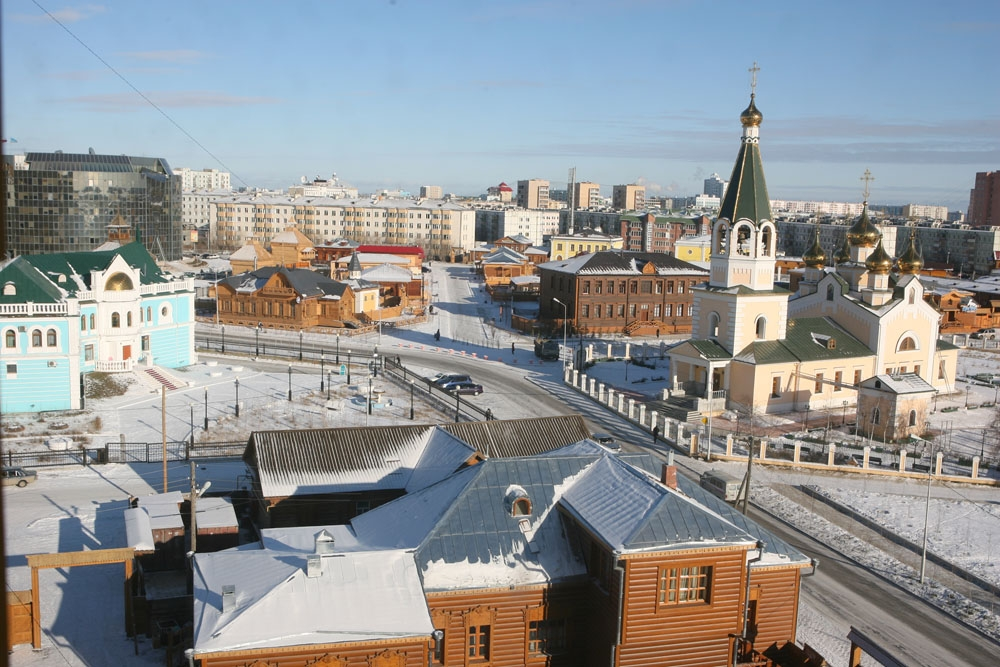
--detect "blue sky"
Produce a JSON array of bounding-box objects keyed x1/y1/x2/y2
[{"x1": 3, "y1": 0, "x2": 998, "y2": 210}]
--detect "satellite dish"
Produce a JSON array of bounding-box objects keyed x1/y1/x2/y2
[{"x1": 300, "y1": 175, "x2": 307, "y2": 184}]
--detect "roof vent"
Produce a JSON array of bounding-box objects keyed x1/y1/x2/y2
[
  {"x1": 306, "y1": 553, "x2": 322, "y2": 578},
  {"x1": 221, "y1": 584, "x2": 236, "y2": 612},
  {"x1": 314, "y1": 529, "x2": 335, "y2": 554},
  {"x1": 504, "y1": 485, "x2": 531, "y2": 517}
]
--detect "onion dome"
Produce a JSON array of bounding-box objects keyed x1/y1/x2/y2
[
  {"x1": 865, "y1": 239, "x2": 893, "y2": 274},
  {"x1": 803, "y1": 227, "x2": 826, "y2": 268},
  {"x1": 834, "y1": 233, "x2": 851, "y2": 264},
  {"x1": 846, "y1": 202, "x2": 880, "y2": 247},
  {"x1": 896, "y1": 229, "x2": 924, "y2": 274},
  {"x1": 740, "y1": 94, "x2": 763, "y2": 127}
]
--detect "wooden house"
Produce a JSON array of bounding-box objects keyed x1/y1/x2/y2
[
  {"x1": 269, "y1": 225, "x2": 316, "y2": 268},
  {"x1": 190, "y1": 443, "x2": 811, "y2": 667}
]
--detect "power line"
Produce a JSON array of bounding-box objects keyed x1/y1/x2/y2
[{"x1": 31, "y1": 0, "x2": 249, "y2": 188}]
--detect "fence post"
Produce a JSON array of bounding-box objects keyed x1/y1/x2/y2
[
  {"x1": 862, "y1": 446, "x2": 871, "y2": 469},
  {"x1": 972, "y1": 455, "x2": 980, "y2": 479},
  {"x1": 726, "y1": 434, "x2": 733, "y2": 456},
  {"x1": 638, "y1": 404, "x2": 646, "y2": 426},
  {"x1": 898, "y1": 450, "x2": 907, "y2": 473},
  {"x1": 793, "y1": 442, "x2": 801, "y2": 464},
  {"x1": 935, "y1": 451, "x2": 943, "y2": 476},
  {"x1": 689, "y1": 432, "x2": 698, "y2": 457},
  {"x1": 828, "y1": 443, "x2": 836, "y2": 467},
  {"x1": 759, "y1": 438, "x2": 768, "y2": 460},
  {"x1": 627, "y1": 398, "x2": 635, "y2": 419},
  {"x1": 598, "y1": 383, "x2": 605, "y2": 402}
]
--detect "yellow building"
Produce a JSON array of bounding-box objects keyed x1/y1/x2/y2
[
  {"x1": 548, "y1": 229, "x2": 624, "y2": 261},
  {"x1": 668, "y1": 91, "x2": 958, "y2": 426},
  {"x1": 674, "y1": 234, "x2": 712, "y2": 262}
]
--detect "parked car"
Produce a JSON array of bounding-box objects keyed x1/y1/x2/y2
[
  {"x1": 534, "y1": 339, "x2": 560, "y2": 360},
  {"x1": 432, "y1": 373, "x2": 472, "y2": 388},
  {"x1": 2, "y1": 466, "x2": 37, "y2": 487},
  {"x1": 591, "y1": 433, "x2": 621, "y2": 452},
  {"x1": 449, "y1": 381, "x2": 484, "y2": 396},
  {"x1": 972, "y1": 328, "x2": 999, "y2": 340}
]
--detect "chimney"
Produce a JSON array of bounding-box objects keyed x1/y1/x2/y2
[
  {"x1": 306, "y1": 554, "x2": 322, "y2": 578},
  {"x1": 221, "y1": 584, "x2": 236, "y2": 612},
  {"x1": 661, "y1": 451, "x2": 677, "y2": 490},
  {"x1": 314, "y1": 529, "x2": 335, "y2": 554}
]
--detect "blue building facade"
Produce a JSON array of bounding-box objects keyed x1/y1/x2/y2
[{"x1": 0, "y1": 243, "x2": 195, "y2": 414}]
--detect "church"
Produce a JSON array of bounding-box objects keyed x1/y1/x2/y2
[{"x1": 669, "y1": 85, "x2": 958, "y2": 437}]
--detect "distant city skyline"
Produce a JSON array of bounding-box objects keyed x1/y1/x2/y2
[{"x1": 3, "y1": 0, "x2": 998, "y2": 210}]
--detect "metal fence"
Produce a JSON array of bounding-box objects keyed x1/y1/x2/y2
[{"x1": 381, "y1": 357, "x2": 491, "y2": 423}]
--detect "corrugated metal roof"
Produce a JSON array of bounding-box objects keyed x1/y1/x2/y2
[
  {"x1": 735, "y1": 317, "x2": 873, "y2": 364},
  {"x1": 860, "y1": 373, "x2": 936, "y2": 395},
  {"x1": 441, "y1": 414, "x2": 592, "y2": 458},
  {"x1": 538, "y1": 251, "x2": 708, "y2": 277}
]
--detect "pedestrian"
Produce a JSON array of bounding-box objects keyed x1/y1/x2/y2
[
  {"x1": 511, "y1": 342, "x2": 516, "y2": 354},
  {"x1": 656, "y1": 329, "x2": 659, "y2": 339},
  {"x1": 652, "y1": 425, "x2": 660, "y2": 444}
]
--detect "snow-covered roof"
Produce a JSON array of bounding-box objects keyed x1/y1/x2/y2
[
  {"x1": 136, "y1": 492, "x2": 185, "y2": 531},
  {"x1": 510, "y1": 275, "x2": 540, "y2": 286},
  {"x1": 192, "y1": 548, "x2": 433, "y2": 655},
  {"x1": 360, "y1": 263, "x2": 414, "y2": 283},
  {"x1": 197, "y1": 497, "x2": 239, "y2": 530},
  {"x1": 335, "y1": 253, "x2": 410, "y2": 266},
  {"x1": 124, "y1": 507, "x2": 156, "y2": 551}
]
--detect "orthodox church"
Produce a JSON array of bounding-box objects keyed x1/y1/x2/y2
[{"x1": 669, "y1": 86, "x2": 958, "y2": 434}]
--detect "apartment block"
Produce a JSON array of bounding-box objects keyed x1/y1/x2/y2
[
  {"x1": 968, "y1": 171, "x2": 1000, "y2": 227},
  {"x1": 175, "y1": 167, "x2": 231, "y2": 191},
  {"x1": 420, "y1": 185, "x2": 443, "y2": 199},
  {"x1": 612, "y1": 184, "x2": 645, "y2": 211},
  {"x1": 516, "y1": 179, "x2": 550, "y2": 209},
  {"x1": 474, "y1": 206, "x2": 560, "y2": 246},
  {"x1": 571, "y1": 181, "x2": 602, "y2": 209}
]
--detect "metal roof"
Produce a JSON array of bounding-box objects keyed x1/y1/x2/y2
[
  {"x1": 538, "y1": 251, "x2": 709, "y2": 277},
  {"x1": 718, "y1": 108, "x2": 773, "y2": 224},
  {"x1": 735, "y1": 317, "x2": 873, "y2": 364},
  {"x1": 440, "y1": 414, "x2": 593, "y2": 458},
  {"x1": 860, "y1": 373, "x2": 936, "y2": 395}
]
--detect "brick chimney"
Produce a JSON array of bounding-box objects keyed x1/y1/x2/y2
[{"x1": 661, "y1": 451, "x2": 678, "y2": 490}]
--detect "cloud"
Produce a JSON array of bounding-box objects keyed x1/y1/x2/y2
[
  {"x1": 45, "y1": 70, "x2": 104, "y2": 81},
  {"x1": 119, "y1": 50, "x2": 209, "y2": 64},
  {"x1": 12, "y1": 4, "x2": 105, "y2": 23},
  {"x1": 61, "y1": 91, "x2": 281, "y2": 112}
]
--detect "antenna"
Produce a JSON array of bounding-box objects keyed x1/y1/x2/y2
[{"x1": 567, "y1": 167, "x2": 576, "y2": 235}]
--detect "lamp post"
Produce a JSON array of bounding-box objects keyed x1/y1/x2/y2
[
  {"x1": 552, "y1": 297, "x2": 568, "y2": 361},
  {"x1": 966, "y1": 385, "x2": 971, "y2": 409},
  {"x1": 189, "y1": 403, "x2": 195, "y2": 446},
  {"x1": 255, "y1": 322, "x2": 263, "y2": 357},
  {"x1": 204, "y1": 388, "x2": 209, "y2": 431},
  {"x1": 624, "y1": 357, "x2": 630, "y2": 382},
  {"x1": 804, "y1": 403, "x2": 811, "y2": 432},
  {"x1": 347, "y1": 350, "x2": 352, "y2": 384},
  {"x1": 287, "y1": 365, "x2": 293, "y2": 401},
  {"x1": 368, "y1": 376, "x2": 373, "y2": 416},
  {"x1": 842, "y1": 400, "x2": 848, "y2": 426},
  {"x1": 320, "y1": 353, "x2": 325, "y2": 392},
  {"x1": 327, "y1": 371, "x2": 332, "y2": 400},
  {"x1": 336, "y1": 334, "x2": 340, "y2": 364},
  {"x1": 299, "y1": 330, "x2": 304, "y2": 361},
  {"x1": 234, "y1": 378, "x2": 240, "y2": 417},
  {"x1": 409, "y1": 380, "x2": 415, "y2": 420},
  {"x1": 221, "y1": 324, "x2": 225, "y2": 353}
]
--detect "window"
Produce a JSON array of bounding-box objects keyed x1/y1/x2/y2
[
  {"x1": 755, "y1": 316, "x2": 766, "y2": 339},
  {"x1": 772, "y1": 376, "x2": 781, "y2": 397},
  {"x1": 678, "y1": 282, "x2": 685, "y2": 294},
  {"x1": 854, "y1": 370, "x2": 862, "y2": 385},
  {"x1": 618, "y1": 281, "x2": 626, "y2": 294},
  {"x1": 46, "y1": 329, "x2": 57, "y2": 347},
  {"x1": 898, "y1": 336, "x2": 917, "y2": 351},
  {"x1": 826, "y1": 284, "x2": 835, "y2": 301},
  {"x1": 31, "y1": 330, "x2": 42, "y2": 347},
  {"x1": 607, "y1": 280, "x2": 614, "y2": 293},
  {"x1": 815, "y1": 373, "x2": 823, "y2": 394},
  {"x1": 653, "y1": 304, "x2": 661, "y2": 317},
  {"x1": 872, "y1": 408, "x2": 881, "y2": 425},
  {"x1": 677, "y1": 304, "x2": 684, "y2": 317},
  {"x1": 629, "y1": 281, "x2": 637, "y2": 294},
  {"x1": 6, "y1": 363, "x2": 16, "y2": 379},
  {"x1": 834, "y1": 371, "x2": 842, "y2": 391},
  {"x1": 667, "y1": 281, "x2": 674, "y2": 294},
  {"x1": 4, "y1": 330, "x2": 15, "y2": 348},
  {"x1": 595, "y1": 281, "x2": 602, "y2": 294},
  {"x1": 658, "y1": 565, "x2": 712, "y2": 605},
  {"x1": 908, "y1": 290, "x2": 915, "y2": 305},
  {"x1": 617, "y1": 304, "x2": 624, "y2": 317},
  {"x1": 84, "y1": 344, "x2": 94, "y2": 361},
  {"x1": 581, "y1": 304, "x2": 590, "y2": 317},
  {"x1": 655, "y1": 281, "x2": 662, "y2": 294},
  {"x1": 582, "y1": 281, "x2": 590, "y2": 294},
  {"x1": 468, "y1": 625, "x2": 490, "y2": 661},
  {"x1": 629, "y1": 304, "x2": 636, "y2": 317},
  {"x1": 595, "y1": 304, "x2": 602, "y2": 318},
  {"x1": 81, "y1": 315, "x2": 86, "y2": 331},
  {"x1": 512, "y1": 498, "x2": 531, "y2": 516},
  {"x1": 938, "y1": 360, "x2": 946, "y2": 380},
  {"x1": 709, "y1": 312, "x2": 720, "y2": 338},
  {"x1": 528, "y1": 618, "x2": 567, "y2": 657},
  {"x1": 640, "y1": 281, "x2": 651, "y2": 294},
  {"x1": 90, "y1": 314, "x2": 95, "y2": 329},
  {"x1": 141, "y1": 335, "x2": 150, "y2": 352},
  {"x1": 665, "y1": 304, "x2": 672, "y2": 317},
  {"x1": 909, "y1": 410, "x2": 917, "y2": 427},
  {"x1": 915, "y1": 365, "x2": 921, "y2": 376},
  {"x1": 111, "y1": 312, "x2": 120, "y2": 328}
]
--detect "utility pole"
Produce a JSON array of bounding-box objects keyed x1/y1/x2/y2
[
  {"x1": 567, "y1": 167, "x2": 576, "y2": 234},
  {"x1": 161, "y1": 386, "x2": 168, "y2": 493},
  {"x1": 190, "y1": 460, "x2": 198, "y2": 553},
  {"x1": 742, "y1": 411, "x2": 755, "y2": 516}
]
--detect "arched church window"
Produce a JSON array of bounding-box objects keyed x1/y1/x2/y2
[
  {"x1": 709, "y1": 312, "x2": 720, "y2": 338},
  {"x1": 31, "y1": 330, "x2": 42, "y2": 347},
  {"x1": 736, "y1": 225, "x2": 752, "y2": 256},
  {"x1": 826, "y1": 285, "x2": 835, "y2": 301},
  {"x1": 896, "y1": 334, "x2": 919, "y2": 352},
  {"x1": 111, "y1": 312, "x2": 120, "y2": 328},
  {"x1": 872, "y1": 407, "x2": 881, "y2": 425},
  {"x1": 127, "y1": 312, "x2": 133, "y2": 327},
  {"x1": 908, "y1": 290, "x2": 915, "y2": 305},
  {"x1": 5, "y1": 330, "x2": 15, "y2": 348},
  {"x1": 909, "y1": 410, "x2": 917, "y2": 427},
  {"x1": 755, "y1": 316, "x2": 766, "y2": 339},
  {"x1": 761, "y1": 226, "x2": 772, "y2": 257},
  {"x1": 716, "y1": 224, "x2": 728, "y2": 256}
]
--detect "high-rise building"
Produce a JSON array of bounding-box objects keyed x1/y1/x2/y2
[
  {"x1": 175, "y1": 167, "x2": 231, "y2": 191},
  {"x1": 968, "y1": 171, "x2": 1000, "y2": 227},
  {"x1": 612, "y1": 184, "x2": 645, "y2": 211},
  {"x1": 516, "y1": 179, "x2": 549, "y2": 209},
  {"x1": 703, "y1": 173, "x2": 727, "y2": 198},
  {"x1": 571, "y1": 181, "x2": 602, "y2": 209},
  {"x1": 420, "y1": 185, "x2": 443, "y2": 199},
  {"x1": 4, "y1": 152, "x2": 183, "y2": 259}
]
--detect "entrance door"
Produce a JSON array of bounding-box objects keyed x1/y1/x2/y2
[{"x1": 123, "y1": 345, "x2": 131, "y2": 360}]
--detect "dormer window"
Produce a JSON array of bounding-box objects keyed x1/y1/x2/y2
[
  {"x1": 3, "y1": 282, "x2": 15, "y2": 296},
  {"x1": 504, "y1": 485, "x2": 531, "y2": 517},
  {"x1": 512, "y1": 498, "x2": 531, "y2": 516}
]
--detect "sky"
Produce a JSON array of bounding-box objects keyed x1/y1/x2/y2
[{"x1": 2, "y1": 0, "x2": 998, "y2": 210}]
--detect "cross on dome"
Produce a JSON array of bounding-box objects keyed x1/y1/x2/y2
[
  {"x1": 749, "y1": 61, "x2": 760, "y2": 96},
  {"x1": 860, "y1": 168, "x2": 875, "y2": 202}
]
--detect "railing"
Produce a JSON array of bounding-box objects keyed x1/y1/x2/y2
[
  {"x1": 95, "y1": 358, "x2": 135, "y2": 372},
  {"x1": 0, "y1": 302, "x2": 71, "y2": 316}
]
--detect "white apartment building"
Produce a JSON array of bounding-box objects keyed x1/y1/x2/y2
[
  {"x1": 182, "y1": 190, "x2": 230, "y2": 247},
  {"x1": 175, "y1": 167, "x2": 231, "y2": 191},
  {"x1": 215, "y1": 196, "x2": 475, "y2": 259},
  {"x1": 474, "y1": 206, "x2": 560, "y2": 246},
  {"x1": 770, "y1": 200, "x2": 865, "y2": 216},
  {"x1": 420, "y1": 185, "x2": 443, "y2": 199},
  {"x1": 694, "y1": 194, "x2": 721, "y2": 209},
  {"x1": 902, "y1": 203, "x2": 949, "y2": 220},
  {"x1": 287, "y1": 174, "x2": 358, "y2": 199}
]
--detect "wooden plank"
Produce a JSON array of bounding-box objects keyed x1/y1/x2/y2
[{"x1": 26, "y1": 547, "x2": 135, "y2": 570}]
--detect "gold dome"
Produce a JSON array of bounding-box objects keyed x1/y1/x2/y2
[
  {"x1": 740, "y1": 94, "x2": 763, "y2": 127},
  {"x1": 846, "y1": 202, "x2": 880, "y2": 247},
  {"x1": 865, "y1": 239, "x2": 893, "y2": 274},
  {"x1": 803, "y1": 227, "x2": 826, "y2": 268},
  {"x1": 834, "y1": 233, "x2": 851, "y2": 264},
  {"x1": 897, "y1": 229, "x2": 924, "y2": 274}
]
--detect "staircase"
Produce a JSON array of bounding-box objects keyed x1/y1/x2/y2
[
  {"x1": 624, "y1": 319, "x2": 666, "y2": 336},
  {"x1": 144, "y1": 367, "x2": 183, "y2": 391},
  {"x1": 649, "y1": 394, "x2": 703, "y2": 423}
]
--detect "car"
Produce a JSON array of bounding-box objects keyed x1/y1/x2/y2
[
  {"x1": 432, "y1": 373, "x2": 472, "y2": 388},
  {"x1": 973, "y1": 328, "x2": 999, "y2": 340},
  {"x1": 591, "y1": 433, "x2": 621, "y2": 452},
  {"x1": 534, "y1": 339, "x2": 560, "y2": 360},
  {"x1": 449, "y1": 381, "x2": 484, "y2": 396},
  {"x1": 2, "y1": 466, "x2": 37, "y2": 487}
]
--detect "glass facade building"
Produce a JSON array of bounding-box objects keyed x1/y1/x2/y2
[{"x1": 4, "y1": 152, "x2": 183, "y2": 259}]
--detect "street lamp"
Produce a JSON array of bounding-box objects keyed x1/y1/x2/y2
[
  {"x1": 327, "y1": 371, "x2": 332, "y2": 400},
  {"x1": 624, "y1": 356, "x2": 630, "y2": 382},
  {"x1": 409, "y1": 380, "x2": 415, "y2": 420},
  {"x1": 255, "y1": 322, "x2": 263, "y2": 357},
  {"x1": 552, "y1": 297, "x2": 568, "y2": 360},
  {"x1": 204, "y1": 388, "x2": 209, "y2": 431},
  {"x1": 842, "y1": 400, "x2": 848, "y2": 426},
  {"x1": 372, "y1": 352, "x2": 379, "y2": 378},
  {"x1": 189, "y1": 403, "x2": 195, "y2": 446},
  {"x1": 336, "y1": 333, "x2": 340, "y2": 364},
  {"x1": 234, "y1": 377, "x2": 240, "y2": 417},
  {"x1": 804, "y1": 403, "x2": 811, "y2": 432},
  {"x1": 287, "y1": 365, "x2": 293, "y2": 401},
  {"x1": 299, "y1": 330, "x2": 304, "y2": 361},
  {"x1": 221, "y1": 324, "x2": 226, "y2": 353},
  {"x1": 320, "y1": 352, "x2": 325, "y2": 392},
  {"x1": 347, "y1": 350, "x2": 352, "y2": 384},
  {"x1": 368, "y1": 376, "x2": 373, "y2": 416},
  {"x1": 965, "y1": 385, "x2": 971, "y2": 409}
]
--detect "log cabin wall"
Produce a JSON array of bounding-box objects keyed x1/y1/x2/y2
[
  {"x1": 427, "y1": 583, "x2": 591, "y2": 667},
  {"x1": 744, "y1": 567, "x2": 801, "y2": 650},
  {"x1": 617, "y1": 547, "x2": 749, "y2": 667},
  {"x1": 195, "y1": 637, "x2": 430, "y2": 667}
]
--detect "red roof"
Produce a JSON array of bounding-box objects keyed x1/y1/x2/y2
[
  {"x1": 498, "y1": 182, "x2": 513, "y2": 192},
  {"x1": 356, "y1": 245, "x2": 425, "y2": 258}
]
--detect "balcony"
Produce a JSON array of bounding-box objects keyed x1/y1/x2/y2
[{"x1": 95, "y1": 358, "x2": 135, "y2": 373}]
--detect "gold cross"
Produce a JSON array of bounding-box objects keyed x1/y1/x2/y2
[
  {"x1": 860, "y1": 169, "x2": 874, "y2": 201},
  {"x1": 749, "y1": 61, "x2": 760, "y2": 96}
]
